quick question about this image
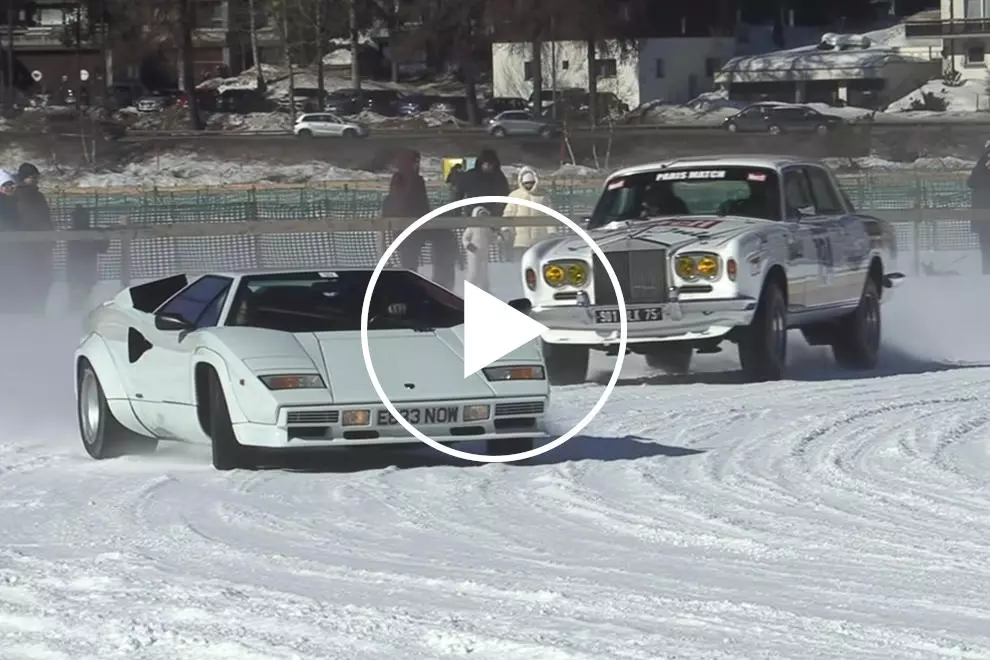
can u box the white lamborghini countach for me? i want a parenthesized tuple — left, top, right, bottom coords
(74, 268, 550, 470)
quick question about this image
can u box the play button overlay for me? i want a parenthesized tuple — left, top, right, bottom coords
(360, 194, 628, 464)
(462, 281, 548, 378)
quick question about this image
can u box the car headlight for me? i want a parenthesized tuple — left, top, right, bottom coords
(675, 253, 721, 281)
(462, 404, 491, 421)
(483, 365, 545, 381)
(259, 373, 325, 390)
(342, 409, 371, 426)
(543, 263, 565, 287)
(542, 260, 589, 288)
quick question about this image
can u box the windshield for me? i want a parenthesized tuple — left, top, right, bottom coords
(589, 166, 781, 229)
(226, 271, 464, 333)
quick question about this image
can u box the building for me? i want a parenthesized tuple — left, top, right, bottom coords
(715, 25, 941, 108)
(904, 1, 990, 80)
(492, 37, 736, 109)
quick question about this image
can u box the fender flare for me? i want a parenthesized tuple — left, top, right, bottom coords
(74, 333, 153, 436)
(191, 348, 248, 425)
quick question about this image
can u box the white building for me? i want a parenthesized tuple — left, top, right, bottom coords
(715, 25, 941, 108)
(905, 2, 990, 80)
(491, 37, 737, 109)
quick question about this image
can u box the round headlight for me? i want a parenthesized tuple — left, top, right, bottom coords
(697, 255, 719, 279)
(676, 256, 697, 280)
(543, 264, 565, 287)
(566, 262, 587, 287)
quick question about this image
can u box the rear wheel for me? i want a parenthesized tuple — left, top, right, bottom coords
(542, 342, 589, 385)
(831, 278, 881, 370)
(644, 343, 693, 375)
(297, 128, 312, 138)
(492, 126, 507, 137)
(342, 128, 358, 138)
(77, 361, 158, 459)
(539, 126, 553, 139)
(737, 281, 788, 382)
(768, 124, 782, 135)
(205, 369, 255, 471)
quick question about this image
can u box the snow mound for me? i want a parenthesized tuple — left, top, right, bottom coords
(887, 79, 989, 114)
(823, 155, 976, 171)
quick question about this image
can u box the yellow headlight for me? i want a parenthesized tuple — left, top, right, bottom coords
(566, 262, 587, 287)
(543, 263, 565, 287)
(696, 255, 719, 279)
(676, 256, 697, 280)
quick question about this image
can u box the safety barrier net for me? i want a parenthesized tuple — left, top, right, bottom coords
(26, 170, 988, 282)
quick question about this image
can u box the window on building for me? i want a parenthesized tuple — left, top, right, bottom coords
(705, 57, 721, 78)
(523, 61, 532, 80)
(967, 44, 986, 65)
(965, 0, 987, 19)
(595, 58, 617, 78)
(562, 60, 569, 70)
(655, 58, 665, 78)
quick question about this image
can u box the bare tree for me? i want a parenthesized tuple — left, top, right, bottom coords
(248, 0, 266, 90)
(348, 0, 360, 90)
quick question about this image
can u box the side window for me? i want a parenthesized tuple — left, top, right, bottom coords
(157, 276, 232, 328)
(783, 170, 814, 218)
(805, 167, 843, 214)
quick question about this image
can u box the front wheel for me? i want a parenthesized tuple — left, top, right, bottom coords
(831, 278, 881, 370)
(737, 281, 788, 382)
(77, 361, 158, 459)
(492, 126, 507, 137)
(542, 341, 589, 385)
(297, 129, 312, 138)
(342, 128, 358, 138)
(205, 369, 255, 471)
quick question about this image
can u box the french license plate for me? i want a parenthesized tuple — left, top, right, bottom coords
(376, 405, 459, 426)
(594, 307, 663, 324)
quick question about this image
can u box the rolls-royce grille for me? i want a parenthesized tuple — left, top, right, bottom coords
(286, 410, 339, 425)
(593, 249, 668, 305)
(494, 401, 545, 416)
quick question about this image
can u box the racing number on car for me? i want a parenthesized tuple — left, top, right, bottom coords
(812, 235, 834, 282)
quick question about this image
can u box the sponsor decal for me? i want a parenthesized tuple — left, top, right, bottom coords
(607, 179, 625, 190)
(747, 172, 768, 182)
(652, 218, 723, 229)
(655, 169, 726, 181)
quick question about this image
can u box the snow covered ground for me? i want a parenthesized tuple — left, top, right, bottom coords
(3, 258, 990, 658)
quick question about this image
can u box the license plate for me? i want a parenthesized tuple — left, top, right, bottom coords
(376, 405, 459, 426)
(594, 307, 663, 324)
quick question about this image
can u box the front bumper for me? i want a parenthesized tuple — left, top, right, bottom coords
(532, 297, 758, 346)
(232, 396, 550, 448)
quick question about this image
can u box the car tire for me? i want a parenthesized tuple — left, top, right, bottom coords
(492, 126, 507, 137)
(539, 126, 553, 139)
(737, 281, 788, 382)
(767, 124, 781, 135)
(644, 344, 693, 375)
(542, 341, 589, 385)
(831, 278, 881, 370)
(815, 124, 829, 135)
(342, 128, 358, 138)
(205, 369, 254, 471)
(77, 360, 158, 459)
(297, 129, 312, 138)
(486, 437, 535, 457)
(726, 122, 737, 132)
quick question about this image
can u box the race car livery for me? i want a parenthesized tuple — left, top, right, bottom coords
(74, 268, 549, 470)
(520, 155, 904, 384)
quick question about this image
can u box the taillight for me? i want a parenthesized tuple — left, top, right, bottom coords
(525, 268, 537, 290)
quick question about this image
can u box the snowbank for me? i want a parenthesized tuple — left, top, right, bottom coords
(886, 79, 990, 114)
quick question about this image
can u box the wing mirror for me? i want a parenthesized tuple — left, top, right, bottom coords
(155, 312, 193, 331)
(579, 216, 591, 228)
(797, 205, 816, 217)
(507, 298, 532, 314)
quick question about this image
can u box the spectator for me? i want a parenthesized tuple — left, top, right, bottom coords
(462, 206, 500, 292)
(967, 141, 990, 275)
(0, 171, 25, 312)
(502, 167, 550, 260)
(382, 148, 458, 290)
(450, 148, 510, 215)
(66, 205, 109, 311)
(15, 162, 55, 314)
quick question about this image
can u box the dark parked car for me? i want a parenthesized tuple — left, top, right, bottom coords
(396, 93, 433, 116)
(722, 102, 847, 135)
(362, 89, 403, 116)
(324, 90, 363, 115)
(483, 96, 527, 117)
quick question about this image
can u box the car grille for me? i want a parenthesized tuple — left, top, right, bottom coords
(593, 249, 669, 305)
(286, 410, 339, 425)
(494, 401, 545, 416)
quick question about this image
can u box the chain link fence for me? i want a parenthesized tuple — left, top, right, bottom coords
(35, 170, 986, 282)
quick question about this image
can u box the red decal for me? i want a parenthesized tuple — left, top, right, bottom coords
(747, 172, 767, 182)
(654, 219, 721, 229)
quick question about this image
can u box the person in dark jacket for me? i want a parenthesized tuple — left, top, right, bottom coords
(450, 148, 511, 215)
(967, 141, 990, 275)
(382, 149, 458, 290)
(15, 162, 55, 313)
(66, 205, 109, 311)
(0, 171, 26, 313)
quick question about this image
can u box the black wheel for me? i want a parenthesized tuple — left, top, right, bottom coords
(645, 344, 693, 375)
(768, 124, 781, 135)
(342, 128, 358, 138)
(297, 129, 312, 138)
(486, 437, 535, 457)
(542, 341, 589, 385)
(492, 126, 507, 137)
(726, 122, 737, 132)
(77, 360, 158, 459)
(831, 278, 881, 370)
(539, 126, 552, 139)
(737, 281, 788, 382)
(205, 369, 254, 471)
(815, 124, 829, 135)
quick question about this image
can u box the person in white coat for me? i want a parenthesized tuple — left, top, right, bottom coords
(461, 206, 505, 293)
(502, 167, 551, 261)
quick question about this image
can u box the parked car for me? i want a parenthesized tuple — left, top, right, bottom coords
(430, 95, 467, 119)
(294, 112, 369, 138)
(361, 89, 403, 116)
(135, 89, 184, 112)
(722, 102, 847, 135)
(483, 96, 527, 118)
(324, 89, 364, 115)
(107, 81, 145, 109)
(487, 110, 557, 138)
(396, 93, 433, 116)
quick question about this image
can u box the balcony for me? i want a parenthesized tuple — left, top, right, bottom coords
(0, 26, 95, 49)
(905, 18, 990, 38)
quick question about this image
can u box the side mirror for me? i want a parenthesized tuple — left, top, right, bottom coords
(507, 298, 533, 314)
(155, 312, 192, 331)
(580, 216, 591, 228)
(797, 205, 816, 218)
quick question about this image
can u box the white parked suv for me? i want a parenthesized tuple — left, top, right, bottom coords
(294, 113, 369, 138)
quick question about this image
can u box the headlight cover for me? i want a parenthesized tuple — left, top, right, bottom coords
(542, 260, 589, 288)
(259, 373, 325, 390)
(482, 365, 546, 381)
(675, 252, 722, 281)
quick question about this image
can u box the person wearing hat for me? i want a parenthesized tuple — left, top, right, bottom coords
(0, 170, 26, 312)
(14, 162, 54, 313)
(967, 141, 990, 274)
(502, 166, 551, 261)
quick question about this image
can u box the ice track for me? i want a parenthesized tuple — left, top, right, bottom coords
(3, 277, 990, 659)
